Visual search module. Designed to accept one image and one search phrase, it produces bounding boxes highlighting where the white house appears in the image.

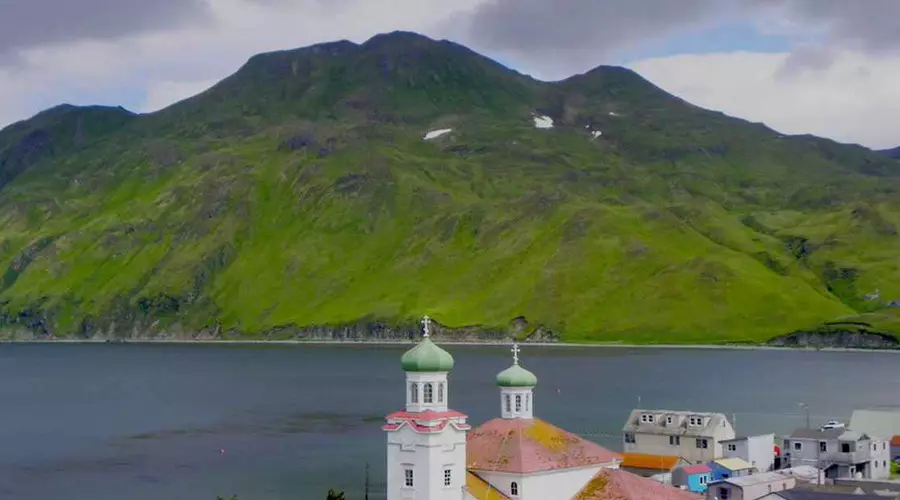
[384,317,702,500]
[707,472,796,500]
[622,409,736,464]
[721,434,775,473]
[850,407,900,440]
[781,428,891,481]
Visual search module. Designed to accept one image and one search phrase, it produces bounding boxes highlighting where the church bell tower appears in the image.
[383,316,470,500]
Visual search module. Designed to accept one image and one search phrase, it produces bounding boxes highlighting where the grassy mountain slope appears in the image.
[880,147,900,159]
[0,31,899,343]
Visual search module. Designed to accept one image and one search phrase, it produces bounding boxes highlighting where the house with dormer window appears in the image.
[622,409,736,465]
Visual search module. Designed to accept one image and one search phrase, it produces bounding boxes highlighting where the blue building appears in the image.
[709,457,754,481]
[671,464,712,493]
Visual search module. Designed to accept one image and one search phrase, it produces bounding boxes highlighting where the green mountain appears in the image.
[880,147,900,160]
[2,31,900,343]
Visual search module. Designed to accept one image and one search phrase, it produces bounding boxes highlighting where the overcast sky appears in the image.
[2,0,899,148]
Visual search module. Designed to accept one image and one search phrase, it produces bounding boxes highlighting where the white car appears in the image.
[821,420,845,430]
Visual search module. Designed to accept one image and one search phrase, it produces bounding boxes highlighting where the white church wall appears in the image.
[406,371,450,413]
[475,464,605,500]
[387,424,468,500]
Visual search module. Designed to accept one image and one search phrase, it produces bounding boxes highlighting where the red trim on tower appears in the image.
[385,409,468,420]
[383,409,471,433]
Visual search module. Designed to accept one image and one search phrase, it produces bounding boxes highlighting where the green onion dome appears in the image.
[401,337,454,372]
[496,362,538,387]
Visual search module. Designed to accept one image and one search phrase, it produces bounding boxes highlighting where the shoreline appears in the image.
[1,338,898,353]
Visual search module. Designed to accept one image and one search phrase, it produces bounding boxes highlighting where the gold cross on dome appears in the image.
[511,343,521,364]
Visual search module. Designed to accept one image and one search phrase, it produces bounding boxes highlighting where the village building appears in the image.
[622,409,736,464]
[619,452,690,477]
[781,428,891,481]
[706,471,796,500]
[709,457,755,482]
[672,464,713,494]
[758,488,885,499]
[849,407,900,442]
[384,317,701,500]
[721,434,776,473]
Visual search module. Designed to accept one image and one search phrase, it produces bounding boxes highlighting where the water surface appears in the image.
[0,343,897,500]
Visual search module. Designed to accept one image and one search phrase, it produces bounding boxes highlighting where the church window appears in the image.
[515,395,522,412]
[443,468,451,487]
[404,468,414,487]
[424,383,433,403]
[410,383,419,403]
[525,394,530,411]
[438,383,444,403]
[625,432,635,443]
[505,394,511,412]
[510,481,519,496]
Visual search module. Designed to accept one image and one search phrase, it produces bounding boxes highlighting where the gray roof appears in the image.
[788,428,867,441]
[622,409,732,437]
[719,471,794,487]
[850,408,900,440]
[722,433,774,443]
[772,490,885,499]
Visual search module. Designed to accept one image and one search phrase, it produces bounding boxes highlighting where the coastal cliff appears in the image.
[0,314,562,343]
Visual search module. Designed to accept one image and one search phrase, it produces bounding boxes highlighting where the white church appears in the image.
[382,317,700,500]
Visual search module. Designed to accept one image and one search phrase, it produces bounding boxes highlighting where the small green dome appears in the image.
[401,337,454,372]
[496,363,538,387]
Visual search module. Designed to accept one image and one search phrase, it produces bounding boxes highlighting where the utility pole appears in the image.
[799,402,810,429]
[365,462,370,500]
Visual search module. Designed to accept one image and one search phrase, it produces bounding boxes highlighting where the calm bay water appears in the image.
[0,343,898,500]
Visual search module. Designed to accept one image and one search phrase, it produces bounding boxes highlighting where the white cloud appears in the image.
[0,0,484,122]
[0,0,897,152]
[628,50,900,149]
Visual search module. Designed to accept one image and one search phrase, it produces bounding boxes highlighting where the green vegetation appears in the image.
[1,31,899,344]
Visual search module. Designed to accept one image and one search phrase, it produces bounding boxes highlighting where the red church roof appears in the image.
[467,417,620,474]
[574,468,702,499]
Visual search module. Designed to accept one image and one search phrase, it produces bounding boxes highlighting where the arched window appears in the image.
[438,383,444,403]
[505,394,511,412]
[515,394,522,412]
[424,383,434,403]
[510,481,519,496]
[410,383,419,403]
[525,394,530,411]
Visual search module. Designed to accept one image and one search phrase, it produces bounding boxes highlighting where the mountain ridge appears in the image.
[1,31,899,344]
[879,146,900,159]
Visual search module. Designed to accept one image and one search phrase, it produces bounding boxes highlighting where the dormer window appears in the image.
[641,414,655,423]
[688,416,703,426]
[666,416,674,425]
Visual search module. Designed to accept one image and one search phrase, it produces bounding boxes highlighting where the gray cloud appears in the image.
[756,0,900,53]
[776,44,836,78]
[0,0,213,55]
[461,0,900,79]
[460,0,733,78]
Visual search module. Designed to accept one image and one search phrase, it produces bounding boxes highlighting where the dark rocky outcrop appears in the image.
[0,313,561,343]
[768,327,899,349]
